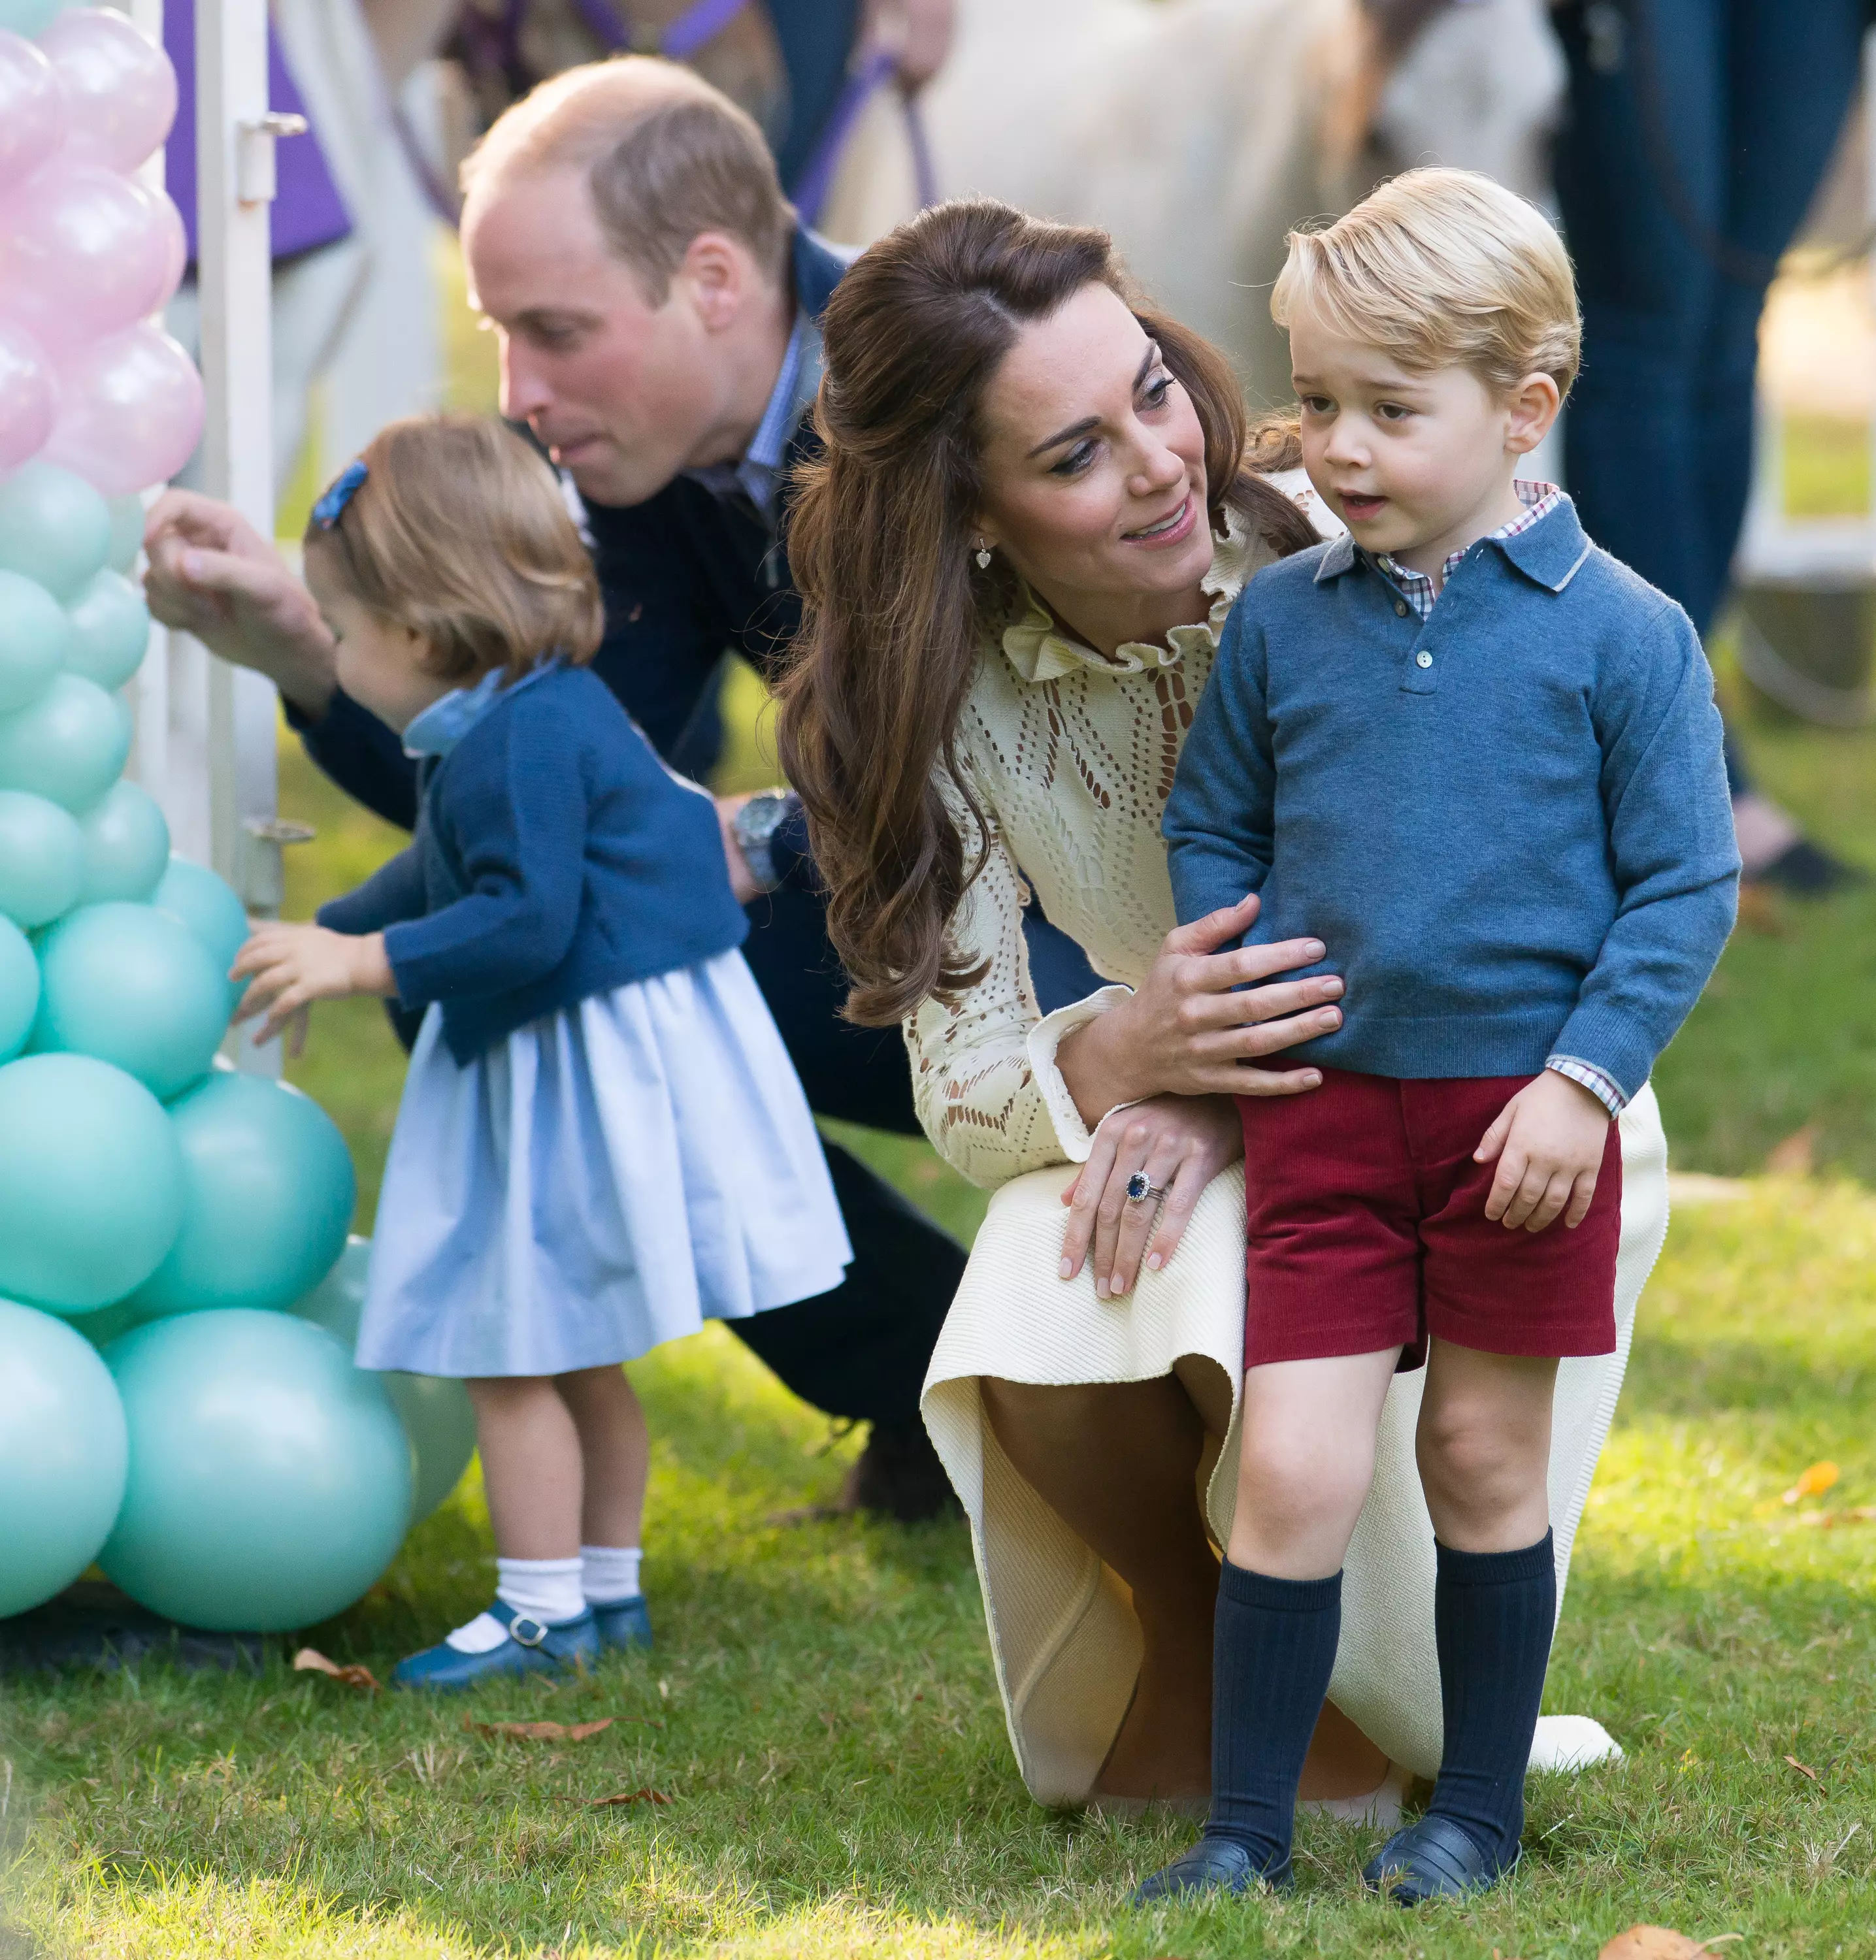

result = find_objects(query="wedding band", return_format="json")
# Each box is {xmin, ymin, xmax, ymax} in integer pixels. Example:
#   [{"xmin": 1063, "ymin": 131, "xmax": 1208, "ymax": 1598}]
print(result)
[{"xmin": 1125, "ymin": 1171, "xmax": 1168, "ymax": 1205}]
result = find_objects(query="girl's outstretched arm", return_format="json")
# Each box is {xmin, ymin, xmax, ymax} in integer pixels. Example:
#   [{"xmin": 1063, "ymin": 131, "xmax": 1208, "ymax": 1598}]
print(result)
[{"xmin": 231, "ymin": 923, "xmax": 396, "ymax": 1053}]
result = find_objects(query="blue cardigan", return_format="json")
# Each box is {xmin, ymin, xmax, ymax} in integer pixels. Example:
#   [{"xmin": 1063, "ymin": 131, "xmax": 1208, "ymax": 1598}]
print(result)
[
  {"xmin": 318, "ymin": 664, "xmax": 749, "ymax": 1064},
  {"xmin": 1162, "ymin": 496, "xmax": 1739, "ymax": 1101}
]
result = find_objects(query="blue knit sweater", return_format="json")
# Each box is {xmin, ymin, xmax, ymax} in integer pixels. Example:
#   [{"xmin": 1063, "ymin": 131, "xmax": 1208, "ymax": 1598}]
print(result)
[
  {"xmin": 318, "ymin": 663, "xmax": 748, "ymax": 1064},
  {"xmin": 1162, "ymin": 495, "xmax": 1739, "ymax": 1100}
]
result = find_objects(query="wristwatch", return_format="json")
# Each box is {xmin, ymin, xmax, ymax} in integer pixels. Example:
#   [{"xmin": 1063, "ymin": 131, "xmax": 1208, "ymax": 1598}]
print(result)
[{"xmin": 731, "ymin": 788, "xmax": 795, "ymax": 895}]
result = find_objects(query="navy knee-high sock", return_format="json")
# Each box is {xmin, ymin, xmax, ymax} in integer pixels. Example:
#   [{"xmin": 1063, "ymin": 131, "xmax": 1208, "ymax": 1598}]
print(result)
[
  {"xmin": 1427, "ymin": 1531, "xmax": 1556, "ymax": 1869},
  {"xmin": 1205, "ymin": 1561, "xmax": 1342, "ymax": 1874}
]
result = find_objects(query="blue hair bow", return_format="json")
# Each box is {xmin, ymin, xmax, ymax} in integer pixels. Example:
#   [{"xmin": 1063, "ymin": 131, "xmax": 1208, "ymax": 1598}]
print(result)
[{"xmin": 312, "ymin": 458, "xmax": 368, "ymax": 530}]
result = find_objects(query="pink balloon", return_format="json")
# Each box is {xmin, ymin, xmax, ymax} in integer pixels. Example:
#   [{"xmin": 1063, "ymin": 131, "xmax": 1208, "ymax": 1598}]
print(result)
[
  {"xmin": 0, "ymin": 31, "xmax": 66, "ymax": 194},
  {"xmin": 0, "ymin": 318, "xmax": 56, "ymax": 474},
  {"xmin": 0, "ymin": 165, "xmax": 182, "ymax": 340},
  {"xmin": 43, "ymin": 323, "xmax": 201, "ymax": 496},
  {"xmin": 36, "ymin": 9, "xmax": 175, "ymax": 176}
]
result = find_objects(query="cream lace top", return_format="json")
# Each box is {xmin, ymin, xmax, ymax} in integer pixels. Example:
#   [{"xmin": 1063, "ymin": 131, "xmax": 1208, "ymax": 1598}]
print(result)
[{"xmin": 906, "ymin": 507, "xmax": 1306, "ymax": 1188}]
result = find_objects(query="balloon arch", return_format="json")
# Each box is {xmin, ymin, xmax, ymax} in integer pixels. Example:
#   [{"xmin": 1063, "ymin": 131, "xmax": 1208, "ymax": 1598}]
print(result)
[{"xmin": 0, "ymin": 0, "xmax": 472, "ymax": 1638}]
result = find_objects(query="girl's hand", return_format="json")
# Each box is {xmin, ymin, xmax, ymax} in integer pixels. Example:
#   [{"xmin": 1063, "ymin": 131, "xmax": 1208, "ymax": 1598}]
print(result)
[
  {"xmin": 231, "ymin": 924, "xmax": 395, "ymax": 1051},
  {"xmin": 1061, "ymin": 1093, "xmax": 1243, "ymax": 1299},
  {"xmin": 1474, "ymin": 1070, "xmax": 1611, "ymax": 1232},
  {"xmin": 1055, "ymin": 895, "xmax": 1343, "ymax": 1122}
]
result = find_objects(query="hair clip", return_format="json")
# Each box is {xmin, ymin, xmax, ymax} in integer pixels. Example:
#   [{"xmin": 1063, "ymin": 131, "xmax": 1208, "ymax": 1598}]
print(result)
[{"xmin": 312, "ymin": 458, "xmax": 368, "ymax": 530}]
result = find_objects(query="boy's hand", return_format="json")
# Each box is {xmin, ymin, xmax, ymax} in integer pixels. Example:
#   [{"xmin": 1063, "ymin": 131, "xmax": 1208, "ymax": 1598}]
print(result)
[
  {"xmin": 231, "ymin": 924, "xmax": 396, "ymax": 1052},
  {"xmin": 1473, "ymin": 1070, "xmax": 1611, "ymax": 1232}
]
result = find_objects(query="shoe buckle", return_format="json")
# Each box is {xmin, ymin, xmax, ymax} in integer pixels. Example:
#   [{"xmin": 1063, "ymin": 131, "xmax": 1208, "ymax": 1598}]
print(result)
[{"xmin": 508, "ymin": 1614, "xmax": 548, "ymax": 1648}]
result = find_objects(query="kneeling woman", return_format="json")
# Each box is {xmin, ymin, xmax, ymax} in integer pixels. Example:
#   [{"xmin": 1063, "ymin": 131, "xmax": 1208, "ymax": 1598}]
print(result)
[{"xmin": 778, "ymin": 201, "xmax": 1667, "ymax": 1810}]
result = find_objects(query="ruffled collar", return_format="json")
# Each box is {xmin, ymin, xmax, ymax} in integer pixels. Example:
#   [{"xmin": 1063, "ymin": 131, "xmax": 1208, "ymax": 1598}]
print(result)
[{"xmin": 998, "ymin": 512, "xmax": 1257, "ymax": 684}]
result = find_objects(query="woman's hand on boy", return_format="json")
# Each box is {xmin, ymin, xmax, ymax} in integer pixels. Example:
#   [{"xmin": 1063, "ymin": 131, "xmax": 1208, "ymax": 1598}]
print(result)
[
  {"xmin": 1474, "ymin": 1071, "xmax": 1611, "ymax": 1232},
  {"xmin": 1061, "ymin": 1093, "xmax": 1244, "ymax": 1299},
  {"xmin": 1055, "ymin": 894, "xmax": 1341, "ymax": 1121},
  {"xmin": 230, "ymin": 924, "xmax": 396, "ymax": 1052}
]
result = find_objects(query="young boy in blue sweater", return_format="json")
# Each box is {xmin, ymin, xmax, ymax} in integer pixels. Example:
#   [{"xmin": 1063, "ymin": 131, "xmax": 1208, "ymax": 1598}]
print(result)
[{"xmin": 1142, "ymin": 169, "xmax": 1738, "ymax": 1906}]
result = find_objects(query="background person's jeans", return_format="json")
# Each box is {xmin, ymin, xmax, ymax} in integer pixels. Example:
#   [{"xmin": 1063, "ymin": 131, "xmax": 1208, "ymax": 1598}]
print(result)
[{"xmin": 1553, "ymin": 0, "xmax": 1866, "ymax": 661}]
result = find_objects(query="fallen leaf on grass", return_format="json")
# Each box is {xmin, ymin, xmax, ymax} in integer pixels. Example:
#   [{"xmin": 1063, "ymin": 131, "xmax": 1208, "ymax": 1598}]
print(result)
[
  {"xmin": 1785, "ymin": 1753, "xmax": 1826, "ymax": 1790},
  {"xmin": 464, "ymin": 1717, "xmax": 614, "ymax": 1742},
  {"xmin": 1783, "ymin": 1460, "xmax": 1839, "ymax": 1505},
  {"xmin": 1597, "ymin": 1930, "xmax": 1707, "ymax": 1960},
  {"xmin": 586, "ymin": 1788, "xmax": 671, "ymax": 1807},
  {"xmin": 1734, "ymin": 882, "xmax": 1785, "ymax": 937},
  {"xmin": 293, "ymin": 1648, "xmax": 381, "ymax": 1693},
  {"xmin": 1799, "ymin": 1504, "xmax": 1876, "ymax": 1528}
]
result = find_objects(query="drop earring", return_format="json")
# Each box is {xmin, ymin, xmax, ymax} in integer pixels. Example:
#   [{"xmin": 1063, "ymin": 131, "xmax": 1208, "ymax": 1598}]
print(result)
[{"xmin": 974, "ymin": 541, "xmax": 992, "ymax": 570}]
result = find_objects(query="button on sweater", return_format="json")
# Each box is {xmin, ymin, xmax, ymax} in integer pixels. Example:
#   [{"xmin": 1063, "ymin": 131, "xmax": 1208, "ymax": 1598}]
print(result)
[
  {"xmin": 1162, "ymin": 495, "xmax": 1739, "ymax": 1102},
  {"xmin": 318, "ymin": 663, "xmax": 749, "ymax": 1065}
]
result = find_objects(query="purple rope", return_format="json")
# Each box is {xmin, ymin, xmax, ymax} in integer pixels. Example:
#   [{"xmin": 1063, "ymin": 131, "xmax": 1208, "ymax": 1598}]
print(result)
[{"xmin": 792, "ymin": 44, "xmax": 940, "ymax": 229}]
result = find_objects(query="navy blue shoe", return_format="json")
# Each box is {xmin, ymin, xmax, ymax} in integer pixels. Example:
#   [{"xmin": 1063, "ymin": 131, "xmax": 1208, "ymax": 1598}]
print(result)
[
  {"xmin": 1362, "ymin": 1814, "xmax": 1517, "ymax": 1905},
  {"xmin": 589, "ymin": 1593, "xmax": 653, "ymax": 1652},
  {"xmin": 391, "ymin": 1599, "xmax": 599, "ymax": 1691},
  {"xmin": 1128, "ymin": 1835, "xmax": 1292, "ymax": 1906}
]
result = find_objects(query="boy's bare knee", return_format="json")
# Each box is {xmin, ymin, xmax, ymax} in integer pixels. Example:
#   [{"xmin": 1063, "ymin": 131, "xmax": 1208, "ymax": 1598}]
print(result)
[
  {"xmin": 1237, "ymin": 1431, "xmax": 1372, "ymax": 1541},
  {"xmin": 1417, "ymin": 1404, "xmax": 1544, "ymax": 1525}
]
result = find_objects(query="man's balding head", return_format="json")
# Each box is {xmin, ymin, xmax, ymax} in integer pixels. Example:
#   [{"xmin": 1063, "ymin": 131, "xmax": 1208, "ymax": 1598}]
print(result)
[{"xmin": 461, "ymin": 56, "xmax": 793, "ymax": 300}]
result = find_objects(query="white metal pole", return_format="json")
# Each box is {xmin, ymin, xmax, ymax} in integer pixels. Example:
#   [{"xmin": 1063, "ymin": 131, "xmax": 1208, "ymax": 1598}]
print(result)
[{"xmin": 195, "ymin": 0, "xmax": 303, "ymax": 1075}]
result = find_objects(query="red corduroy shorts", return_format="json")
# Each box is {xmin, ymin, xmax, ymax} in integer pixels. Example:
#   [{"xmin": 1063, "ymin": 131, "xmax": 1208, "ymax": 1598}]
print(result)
[{"xmin": 1236, "ymin": 1068, "xmax": 1621, "ymax": 1371}]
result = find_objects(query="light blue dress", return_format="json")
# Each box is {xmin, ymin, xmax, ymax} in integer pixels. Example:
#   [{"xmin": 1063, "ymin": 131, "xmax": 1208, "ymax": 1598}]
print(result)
[{"xmin": 354, "ymin": 679, "xmax": 853, "ymax": 1379}]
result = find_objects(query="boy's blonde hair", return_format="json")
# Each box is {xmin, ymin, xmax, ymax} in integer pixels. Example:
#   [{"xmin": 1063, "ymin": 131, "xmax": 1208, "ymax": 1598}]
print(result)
[
  {"xmin": 304, "ymin": 415, "xmax": 603, "ymax": 690},
  {"xmin": 1272, "ymin": 167, "xmax": 1581, "ymax": 398}
]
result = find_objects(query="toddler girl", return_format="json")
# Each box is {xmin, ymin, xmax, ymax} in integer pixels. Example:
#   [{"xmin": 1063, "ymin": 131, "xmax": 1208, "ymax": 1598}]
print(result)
[{"xmin": 233, "ymin": 414, "xmax": 851, "ymax": 1689}]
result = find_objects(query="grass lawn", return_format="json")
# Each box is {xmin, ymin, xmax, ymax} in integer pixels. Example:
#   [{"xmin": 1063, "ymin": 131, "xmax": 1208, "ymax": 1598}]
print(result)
[{"xmin": 7, "ymin": 661, "xmax": 1876, "ymax": 1955}]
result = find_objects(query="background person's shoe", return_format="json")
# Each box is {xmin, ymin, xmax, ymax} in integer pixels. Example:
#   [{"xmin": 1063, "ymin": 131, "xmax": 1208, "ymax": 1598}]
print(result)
[
  {"xmin": 1128, "ymin": 1835, "xmax": 1292, "ymax": 1906},
  {"xmin": 590, "ymin": 1594, "xmax": 653, "ymax": 1652},
  {"xmin": 1752, "ymin": 836, "xmax": 1868, "ymax": 897},
  {"xmin": 1362, "ymin": 1814, "xmax": 1516, "ymax": 1905},
  {"xmin": 391, "ymin": 1599, "xmax": 599, "ymax": 1691},
  {"xmin": 838, "ymin": 1415, "xmax": 962, "ymax": 1523}
]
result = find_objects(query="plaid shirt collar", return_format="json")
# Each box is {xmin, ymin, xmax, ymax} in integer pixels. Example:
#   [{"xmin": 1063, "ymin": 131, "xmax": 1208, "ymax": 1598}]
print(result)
[
  {"xmin": 1374, "ymin": 480, "xmax": 1563, "ymax": 621},
  {"xmin": 684, "ymin": 310, "xmax": 822, "ymax": 521}
]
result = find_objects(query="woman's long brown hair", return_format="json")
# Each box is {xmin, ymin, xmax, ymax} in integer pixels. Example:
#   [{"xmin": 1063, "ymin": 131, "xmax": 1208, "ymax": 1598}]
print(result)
[{"xmin": 776, "ymin": 199, "xmax": 1317, "ymax": 1028}]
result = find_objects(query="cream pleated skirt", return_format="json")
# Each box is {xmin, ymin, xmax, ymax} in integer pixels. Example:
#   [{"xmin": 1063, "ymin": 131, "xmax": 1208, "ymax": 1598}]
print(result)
[{"xmin": 921, "ymin": 1085, "xmax": 1670, "ymax": 1804}]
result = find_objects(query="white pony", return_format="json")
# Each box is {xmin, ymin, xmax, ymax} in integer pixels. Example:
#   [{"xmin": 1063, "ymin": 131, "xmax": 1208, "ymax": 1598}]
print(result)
[{"xmin": 820, "ymin": 0, "xmax": 1566, "ymax": 403}]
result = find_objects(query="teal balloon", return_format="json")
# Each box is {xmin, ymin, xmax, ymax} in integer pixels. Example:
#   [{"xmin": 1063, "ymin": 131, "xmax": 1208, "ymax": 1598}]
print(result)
[
  {"xmin": 100, "ymin": 1309, "xmax": 412, "ymax": 1632},
  {"xmin": 0, "ymin": 0, "xmax": 72, "ymax": 33},
  {"xmin": 0, "ymin": 567, "xmax": 71, "ymax": 714},
  {"xmin": 78, "ymin": 780, "xmax": 169, "ymax": 903},
  {"xmin": 0, "ymin": 1299, "xmax": 129, "ymax": 1617},
  {"xmin": 0, "ymin": 790, "xmax": 84, "ymax": 928},
  {"xmin": 292, "ymin": 1237, "xmax": 477, "ymax": 1523},
  {"xmin": 106, "ymin": 495, "xmax": 144, "ymax": 576},
  {"xmin": 0, "ymin": 673, "xmax": 132, "ymax": 813},
  {"xmin": 133, "ymin": 1073, "xmax": 357, "ymax": 1316},
  {"xmin": 0, "ymin": 462, "xmax": 111, "ymax": 603},
  {"xmin": 64, "ymin": 570, "xmax": 150, "ymax": 692},
  {"xmin": 35, "ymin": 902, "xmax": 228, "ymax": 1100},
  {"xmin": 0, "ymin": 915, "xmax": 38, "ymax": 1060},
  {"xmin": 0, "ymin": 1053, "xmax": 186, "ymax": 1311},
  {"xmin": 150, "ymin": 855, "xmax": 248, "ymax": 1007}
]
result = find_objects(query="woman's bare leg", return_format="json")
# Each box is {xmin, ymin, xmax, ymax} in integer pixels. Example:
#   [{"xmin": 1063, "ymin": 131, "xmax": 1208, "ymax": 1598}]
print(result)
[
  {"xmin": 981, "ymin": 1375, "xmax": 1219, "ymax": 1799},
  {"xmin": 981, "ymin": 1372, "xmax": 1394, "ymax": 1803},
  {"xmin": 555, "ymin": 1364, "xmax": 650, "ymax": 1548}
]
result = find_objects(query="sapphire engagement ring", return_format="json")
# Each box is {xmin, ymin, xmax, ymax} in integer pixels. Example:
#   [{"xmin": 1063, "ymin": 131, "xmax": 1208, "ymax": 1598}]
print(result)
[{"xmin": 1125, "ymin": 1171, "xmax": 1168, "ymax": 1204}]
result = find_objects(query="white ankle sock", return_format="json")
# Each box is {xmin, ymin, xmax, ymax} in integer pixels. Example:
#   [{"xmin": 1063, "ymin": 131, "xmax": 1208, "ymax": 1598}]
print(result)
[
  {"xmin": 581, "ymin": 1544, "xmax": 642, "ymax": 1604},
  {"xmin": 443, "ymin": 1556, "xmax": 586, "ymax": 1652}
]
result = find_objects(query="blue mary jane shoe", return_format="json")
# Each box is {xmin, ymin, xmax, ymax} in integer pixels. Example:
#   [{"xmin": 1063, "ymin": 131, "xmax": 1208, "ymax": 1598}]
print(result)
[
  {"xmin": 590, "ymin": 1593, "xmax": 653, "ymax": 1652},
  {"xmin": 1362, "ymin": 1814, "xmax": 1517, "ymax": 1905},
  {"xmin": 391, "ymin": 1599, "xmax": 600, "ymax": 1691},
  {"xmin": 1128, "ymin": 1835, "xmax": 1292, "ymax": 1906}
]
